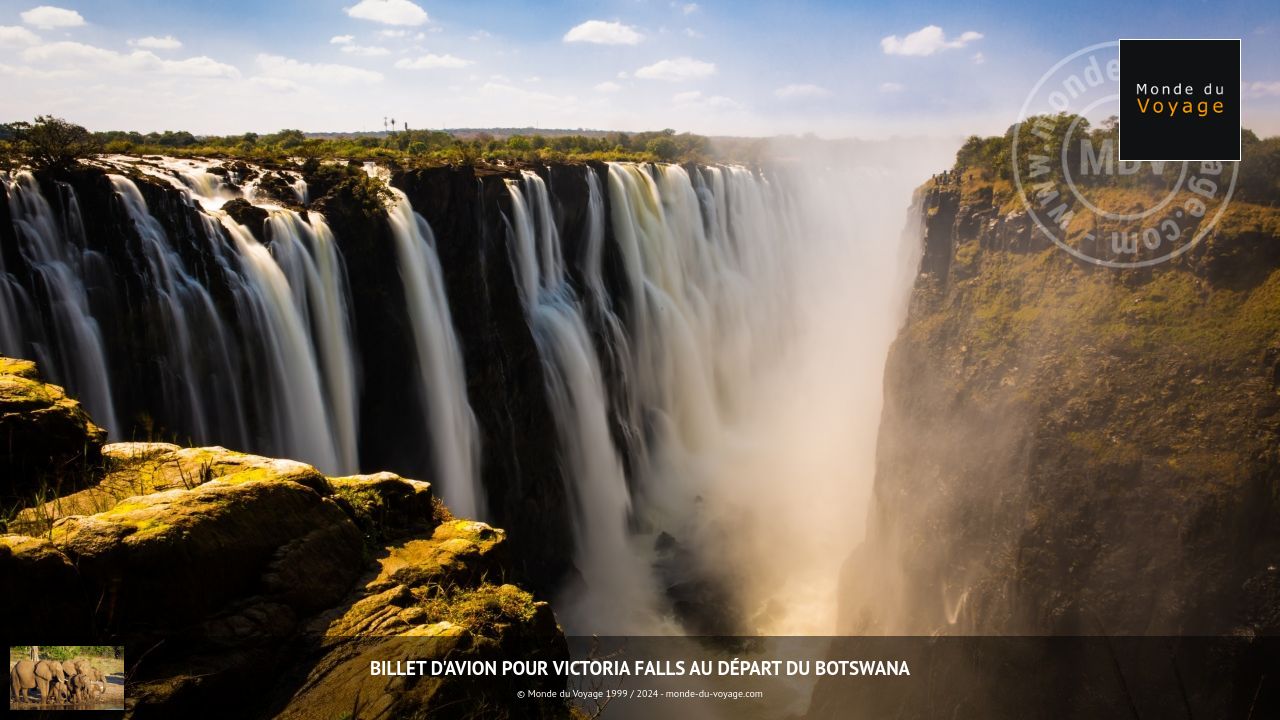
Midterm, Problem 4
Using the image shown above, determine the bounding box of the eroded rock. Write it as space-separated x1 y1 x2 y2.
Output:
0 357 106 507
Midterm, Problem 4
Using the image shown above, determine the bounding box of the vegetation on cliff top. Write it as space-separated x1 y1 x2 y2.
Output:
0 115 726 170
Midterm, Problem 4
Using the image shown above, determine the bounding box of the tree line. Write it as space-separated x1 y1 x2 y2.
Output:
0 116 720 170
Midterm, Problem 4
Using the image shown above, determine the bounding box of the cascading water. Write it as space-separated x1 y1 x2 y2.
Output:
2 171 119 433
514 156 933 637
600 156 936 635
385 188 482 519
266 211 360 473
216 216 345 474
505 170 663 633
109 174 242 445
154 165 361 475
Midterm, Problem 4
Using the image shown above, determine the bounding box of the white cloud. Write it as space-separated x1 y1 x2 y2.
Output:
478 81 571 108
129 35 182 50
378 29 407 38
22 41 114 65
341 44 391 56
345 0 429 26
880 25 983 56
594 80 621 92
23 41 239 78
683 27 703 39
680 3 700 14
971 51 985 65
256 53 382 84
0 25 40 46
394 53 472 69
635 56 716 81
1245 80 1280 98
563 20 643 46
774 83 830 99
469 30 492 41
673 89 739 110
159 55 241 78
330 35 355 45
20 5 84 30
879 82 904 93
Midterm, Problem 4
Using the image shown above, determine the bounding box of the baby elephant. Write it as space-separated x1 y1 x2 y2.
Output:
61 661 106 704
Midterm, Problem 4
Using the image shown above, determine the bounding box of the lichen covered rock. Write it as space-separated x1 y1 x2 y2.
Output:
0 359 568 719
0 357 106 506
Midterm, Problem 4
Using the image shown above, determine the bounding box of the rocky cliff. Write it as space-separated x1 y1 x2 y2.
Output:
1 357 569 719
813 153 1280 717
849 174 1280 637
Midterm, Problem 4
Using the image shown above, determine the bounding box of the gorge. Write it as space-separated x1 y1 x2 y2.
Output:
6 130 1276 718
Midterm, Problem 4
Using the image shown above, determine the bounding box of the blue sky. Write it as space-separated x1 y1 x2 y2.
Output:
1 0 1278 137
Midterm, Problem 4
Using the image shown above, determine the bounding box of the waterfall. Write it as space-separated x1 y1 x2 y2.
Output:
109 175 248 446
152 165 360 475
603 158 938 634
385 188 482 519
504 170 662 633
2 172 119 433
217 216 344 474
266 211 360 474
2 152 943 638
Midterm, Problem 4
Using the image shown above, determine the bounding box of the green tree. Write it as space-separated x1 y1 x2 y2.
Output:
13 116 101 170
646 136 679 161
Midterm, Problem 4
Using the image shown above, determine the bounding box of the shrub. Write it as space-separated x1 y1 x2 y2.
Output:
11 116 102 170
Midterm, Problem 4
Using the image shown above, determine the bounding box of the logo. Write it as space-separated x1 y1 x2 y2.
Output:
1012 41 1237 268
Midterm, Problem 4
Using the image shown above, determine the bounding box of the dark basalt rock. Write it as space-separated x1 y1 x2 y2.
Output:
222 198 268 242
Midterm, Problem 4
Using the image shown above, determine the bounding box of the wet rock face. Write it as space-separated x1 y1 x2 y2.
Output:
0 357 106 507
394 166 575 593
221 198 269 241
843 180 1280 638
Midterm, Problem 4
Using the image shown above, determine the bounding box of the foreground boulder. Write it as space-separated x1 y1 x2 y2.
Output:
0 534 94 636
0 357 106 507
2 359 570 719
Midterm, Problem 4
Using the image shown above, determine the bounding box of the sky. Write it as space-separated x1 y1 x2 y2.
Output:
1 0 1278 139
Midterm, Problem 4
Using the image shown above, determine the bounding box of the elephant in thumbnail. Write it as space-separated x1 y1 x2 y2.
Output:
60 659 88 703
9 659 68 704
66 662 106 703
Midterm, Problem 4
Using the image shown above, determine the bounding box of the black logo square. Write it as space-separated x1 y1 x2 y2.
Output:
1119 39 1241 161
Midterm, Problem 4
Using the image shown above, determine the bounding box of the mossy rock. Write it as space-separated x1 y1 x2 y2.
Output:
10 443 329 535
51 475 362 636
0 356 106 510
329 471 435 541
365 520 508 594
